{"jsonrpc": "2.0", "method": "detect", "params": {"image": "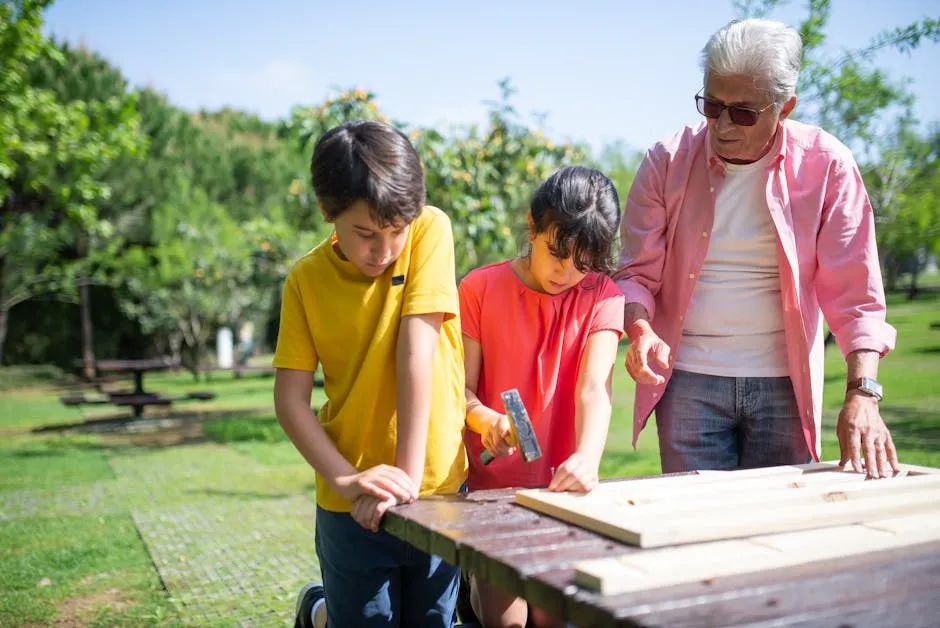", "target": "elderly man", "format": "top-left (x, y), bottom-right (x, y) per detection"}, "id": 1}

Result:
top-left (615, 18), bottom-right (898, 478)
